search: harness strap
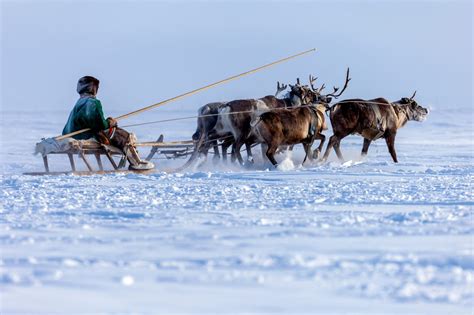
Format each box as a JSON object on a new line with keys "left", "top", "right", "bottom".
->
{"left": 391, "top": 104, "right": 409, "bottom": 128}
{"left": 369, "top": 103, "right": 382, "bottom": 126}
{"left": 307, "top": 106, "right": 320, "bottom": 139}
{"left": 369, "top": 104, "right": 385, "bottom": 140}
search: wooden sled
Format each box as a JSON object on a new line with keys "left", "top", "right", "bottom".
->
{"left": 24, "top": 135, "right": 196, "bottom": 176}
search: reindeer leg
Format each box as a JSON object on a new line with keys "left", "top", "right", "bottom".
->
{"left": 221, "top": 143, "right": 228, "bottom": 161}
{"left": 204, "top": 131, "right": 219, "bottom": 160}
{"left": 322, "top": 134, "right": 345, "bottom": 162}
{"left": 313, "top": 133, "right": 326, "bottom": 159}
{"left": 245, "top": 141, "right": 254, "bottom": 164}
{"left": 302, "top": 143, "right": 311, "bottom": 165}
{"left": 202, "top": 139, "right": 210, "bottom": 158}
{"left": 266, "top": 145, "right": 278, "bottom": 166}
{"left": 211, "top": 140, "right": 220, "bottom": 160}
{"left": 230, "top": 145, "right": 237, "bottom": 163}
{"left": 261, "top": 143, "right": 268, "bottom": 163}
{"left": 334, "top": 138, "right": 344, "bottom": 162}
{"left": 221, "top": 138, "right": 232, "bottom": 162}
{"left": 361, "top": 138, "right": 372, "bottom": 157}
{"left": 321, "top": 135, "right": 338, "bottom": 162}
{"left": 385, "top": 133, "right": 398, "bottom": 163}
{"left": 234, "top": 137, "right": 245, "bottom": 165}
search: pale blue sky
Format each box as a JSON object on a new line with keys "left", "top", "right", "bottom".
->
{"left": 1, "top": 0, "right": 472, "bottom": 120}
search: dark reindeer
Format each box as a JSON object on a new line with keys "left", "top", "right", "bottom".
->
{"left": 191, "top": 102, "right": 232, "bottom": 159}
{"left": 252, "top": 69, "right": 351, "bottom": 166}
{"left": 320, "top": 91, "right": 429, "bottom": 163}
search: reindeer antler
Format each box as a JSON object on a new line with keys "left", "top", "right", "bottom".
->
{"left": 326, "top": 67, "right": 351, "bottom": 99}
{"left": 317, "top": 83, "right": 326, "bottom": 93}
{"left": 308, "top": 75, "right": 318, "bottom": 91}
{"left": 275, "top": 81, "right": 288, "bottom": 97}
{"left": 409, "top": 90, "right": 417, "bottom": 100}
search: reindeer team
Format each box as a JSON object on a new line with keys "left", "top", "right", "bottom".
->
{"left": 192, "top": 69, "right": 429, "bottom": 167}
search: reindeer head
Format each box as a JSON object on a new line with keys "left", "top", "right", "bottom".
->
{"left": 393, "top": 91, "right": 429, "bottom": 122}
{"left": 303, "top": 75, "right": 328, "bottom": 104}
{"left": 288, "top": 78, "right": 313, "bottom": 106}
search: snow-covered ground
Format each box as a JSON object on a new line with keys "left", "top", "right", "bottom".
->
{"left": 0, "top": 106, "right": 472, "bottom": 314}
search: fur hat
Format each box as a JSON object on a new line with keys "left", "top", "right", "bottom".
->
{"left": 77, "top": 76, "right": 100, "bottom": 95}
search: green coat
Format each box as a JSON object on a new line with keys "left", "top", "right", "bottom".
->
{"left": 62, "top": 97, "right": 110, "bottom": 140}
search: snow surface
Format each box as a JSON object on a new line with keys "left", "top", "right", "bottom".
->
{"left": 0, "top": 107, "right": 473, "bottom": 314}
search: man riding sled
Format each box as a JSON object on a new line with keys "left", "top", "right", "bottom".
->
{"left": 62, "top": 76, "right": 154, "bottom": 170}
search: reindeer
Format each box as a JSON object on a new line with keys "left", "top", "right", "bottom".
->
{"left": 320, "top": 91, "right": 429, "bottom": 163}
{"left": 252, "top": 69, "right": 351, "bottom": 166}
{"left": 213, "top": 81, "right": 306, "bottom": 165}
{"left": 251, "top": 105, "right": 325, "bottom": 166}
{"left": 192, "top": 102, "right": 230, "bottom": 159}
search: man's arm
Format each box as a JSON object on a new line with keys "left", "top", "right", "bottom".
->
{"left": 93, "top": 100, "right": 110, "bottom": 131}
{"left": 106, "top": 117, "right": 117, "bottom": 128}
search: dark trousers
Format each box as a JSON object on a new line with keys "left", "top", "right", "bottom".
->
{"left": 96, "top": 127, "right": 131, "bottom": 151}
{"left": 96, "top": 127, "right": 145, "bottom": 167}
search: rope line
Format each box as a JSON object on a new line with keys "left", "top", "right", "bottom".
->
{"left": 121, "top": 100, "right": 400, "bottom": 128}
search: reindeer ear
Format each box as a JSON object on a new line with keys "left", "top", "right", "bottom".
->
{"left": 326, "top": 97, "right": 333, "bottom": 103}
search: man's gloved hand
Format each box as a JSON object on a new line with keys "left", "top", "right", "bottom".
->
{"left": 107, "top": 117, "right": 118, "bottom": 128}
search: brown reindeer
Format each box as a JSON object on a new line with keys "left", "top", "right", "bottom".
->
{"left": 252, "top": 104, "right": 327, "bottom": 166}
{"left": 320, "top": 91, "right": 429, "bottom": 163}
{"left": 252, "top": 69, "right": 351, "bottom": 166}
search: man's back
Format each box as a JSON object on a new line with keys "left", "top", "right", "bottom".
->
{"left": 62, "top": 96, "right": 109, "bottom": 140}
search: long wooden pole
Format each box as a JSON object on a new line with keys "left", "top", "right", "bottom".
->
{"left": 56, "top": 48, "right": 316, "bottom": 140}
